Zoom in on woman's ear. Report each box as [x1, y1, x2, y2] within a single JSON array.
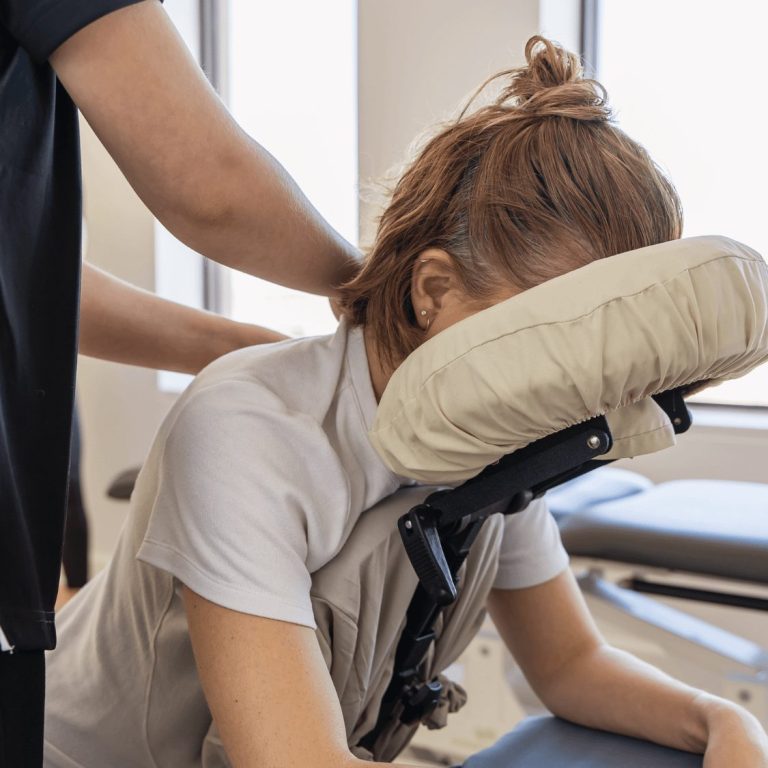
[[411, 248, 461, 331]]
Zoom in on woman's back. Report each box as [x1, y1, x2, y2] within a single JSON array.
[[44, 323, 400, 767], [44, 318, 569, 766]]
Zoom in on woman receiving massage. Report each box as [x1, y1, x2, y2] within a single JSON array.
[[45, 37, 768, 767]]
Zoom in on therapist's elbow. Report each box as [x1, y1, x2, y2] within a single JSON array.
[[159, 175, 236, 246], [150, 135, 253, 250]]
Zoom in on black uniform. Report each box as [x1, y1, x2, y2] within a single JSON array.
[[0, 1, 141, 764]]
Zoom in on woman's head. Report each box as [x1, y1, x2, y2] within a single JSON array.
[[340, 35, 683, 368]]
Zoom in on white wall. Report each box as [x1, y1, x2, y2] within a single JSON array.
[[358, 0, 540, 246], [618, 420, 768, 484]]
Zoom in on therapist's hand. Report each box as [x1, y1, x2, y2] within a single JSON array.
[[80, 263, 288, 374], [699, 695, 768, 767], [50, 0, 361, 297]]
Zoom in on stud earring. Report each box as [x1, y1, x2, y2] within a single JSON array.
[[420, 309, 427, 316]]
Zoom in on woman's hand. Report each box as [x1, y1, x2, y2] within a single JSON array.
[[699, 695, 768, 767], [488, 572, 768, 762]]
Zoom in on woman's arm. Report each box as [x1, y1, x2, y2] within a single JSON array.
[[182, 587, 415, 768], [80, 263, 288, 374], [51, 1, 361, 296], [488, 569, 768, 765]]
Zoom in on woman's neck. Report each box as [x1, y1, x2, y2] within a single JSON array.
[[363, 327, 395, 402]]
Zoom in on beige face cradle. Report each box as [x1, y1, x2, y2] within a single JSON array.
[[370, 235, 768, 484], [364, 236, 768, 763]]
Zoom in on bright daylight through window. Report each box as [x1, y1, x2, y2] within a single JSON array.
[[597, 0, 768, 407], [226, 0, 357, 339]]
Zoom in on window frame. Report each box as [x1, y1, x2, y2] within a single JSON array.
[[199, 0, 231, 317]]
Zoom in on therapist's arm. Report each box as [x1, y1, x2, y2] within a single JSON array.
[[182, 588, 415, 768], [50, 1, 360, 297], [488, 570, 768, 766], [80, 263, 287, 374]]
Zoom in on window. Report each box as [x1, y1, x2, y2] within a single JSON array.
[[594, 0, 768, 407], [225, 0, 358, 338], [155, 0, 205, 392], [155, 2, 356, 391]]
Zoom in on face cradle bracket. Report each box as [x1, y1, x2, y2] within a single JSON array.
[[360, 387, 692, 750]]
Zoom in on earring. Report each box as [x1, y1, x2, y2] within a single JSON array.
[[419, 309, 431, 330]]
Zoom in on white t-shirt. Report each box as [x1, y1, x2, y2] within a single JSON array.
[[44, 322, 568, 768]]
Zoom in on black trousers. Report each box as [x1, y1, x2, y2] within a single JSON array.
[[0, 651, 44, 768]]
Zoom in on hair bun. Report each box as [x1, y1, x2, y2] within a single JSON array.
[[498, 36, 611, 122]]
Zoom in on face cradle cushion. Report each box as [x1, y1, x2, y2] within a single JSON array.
[[370, 236, 768, 483]]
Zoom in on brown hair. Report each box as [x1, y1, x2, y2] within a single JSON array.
[[339, 36, 683, 368]]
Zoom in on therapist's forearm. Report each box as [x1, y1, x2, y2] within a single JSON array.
[[537, 642, 744, 753], [79, 263, 287, 373], [51, 1, 362, 297]]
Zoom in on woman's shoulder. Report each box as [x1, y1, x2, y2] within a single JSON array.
[[183, 330, 348, 418], [138, 322, 387, 543], [149, 330, 360, 490]]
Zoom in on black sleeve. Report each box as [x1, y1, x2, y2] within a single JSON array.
[[0, 0, 149, 62]]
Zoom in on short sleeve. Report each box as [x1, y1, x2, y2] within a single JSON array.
[[492, 498, 569, 590], [0, 0, 145, 62], [137, 382, 351, 629]]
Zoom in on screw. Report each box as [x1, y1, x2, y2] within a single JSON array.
[[587, 435, 601, 450], [404, 520, 413, 530]]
